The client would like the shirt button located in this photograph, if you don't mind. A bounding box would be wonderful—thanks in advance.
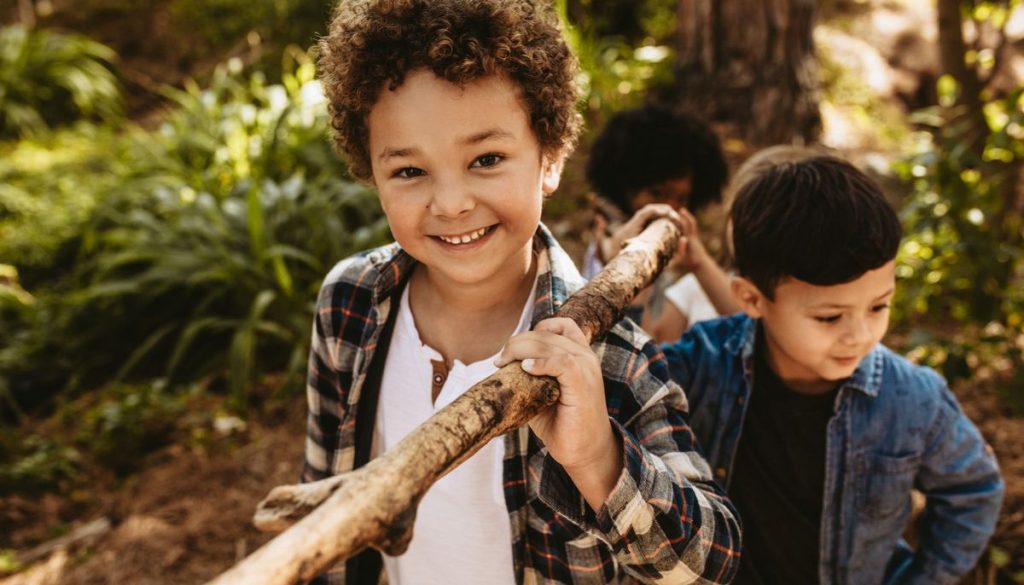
[715,467,727,479]
[433,373,444,385]
[736,396,744,406]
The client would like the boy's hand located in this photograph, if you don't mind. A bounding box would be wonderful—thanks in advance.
[673,207,710,274]
[495,317,623,509]
[603,202,682,262]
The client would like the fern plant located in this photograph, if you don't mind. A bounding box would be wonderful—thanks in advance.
[57,51,389,408]
[0,24,122,138]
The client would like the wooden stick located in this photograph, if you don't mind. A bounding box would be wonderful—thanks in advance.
[205,218,681,585]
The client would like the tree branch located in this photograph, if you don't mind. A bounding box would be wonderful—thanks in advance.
[204,218,682,585]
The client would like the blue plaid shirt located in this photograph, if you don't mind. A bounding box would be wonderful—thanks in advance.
[303,224,741,584]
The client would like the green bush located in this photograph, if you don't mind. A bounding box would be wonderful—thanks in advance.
[0,24,122,138]
[49,52,389,408]
[559,0,675,122]
[892,81,1024,403]
[0,125,130,284]
[75,382,186,476]
[0,433,79,494]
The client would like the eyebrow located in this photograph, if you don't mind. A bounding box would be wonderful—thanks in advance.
[809,287,896,310]
[376,128,516,163]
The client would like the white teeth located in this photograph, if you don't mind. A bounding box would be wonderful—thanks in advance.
[439,227,489,245]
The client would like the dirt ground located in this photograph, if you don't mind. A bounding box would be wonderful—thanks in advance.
[0,401,307,585]
[1,374,1022,584]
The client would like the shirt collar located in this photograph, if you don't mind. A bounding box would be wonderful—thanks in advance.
[841,346,883,397]
[530,223,585,325]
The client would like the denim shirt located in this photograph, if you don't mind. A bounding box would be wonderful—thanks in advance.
[661,313,1004,585]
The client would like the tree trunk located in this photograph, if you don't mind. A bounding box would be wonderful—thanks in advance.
[936,0,989,156]
[670,0,821,147]
[204,218,683,585]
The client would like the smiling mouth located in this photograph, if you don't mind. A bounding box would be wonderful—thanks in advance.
[435,225,494,245]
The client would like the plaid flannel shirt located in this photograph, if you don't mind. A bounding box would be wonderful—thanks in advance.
[303,224,741,584]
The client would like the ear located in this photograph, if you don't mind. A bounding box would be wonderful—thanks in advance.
[731,276,767,319]
[541,154,565,195]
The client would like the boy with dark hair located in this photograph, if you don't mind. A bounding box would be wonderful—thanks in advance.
[306,0,741,583]
[582,103,735,340]
[585,103,728,219]
[661,156,1003,584]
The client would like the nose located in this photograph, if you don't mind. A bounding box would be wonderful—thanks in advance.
[428,174,475,219]
[842,317,872,347]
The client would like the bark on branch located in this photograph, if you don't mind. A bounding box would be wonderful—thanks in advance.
[205,218,682,585]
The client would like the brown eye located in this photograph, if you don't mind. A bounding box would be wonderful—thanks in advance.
[471,153,503,168]
[393,167,425,179]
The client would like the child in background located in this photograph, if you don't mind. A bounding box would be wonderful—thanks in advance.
[661,155,1003,583]
[304,0,741,583]
[581,103,735,341]
[605,144,828,342]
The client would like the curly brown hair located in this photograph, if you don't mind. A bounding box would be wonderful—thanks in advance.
[318,0,582,181]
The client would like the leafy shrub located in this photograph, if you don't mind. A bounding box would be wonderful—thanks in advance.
[0,433,79,494]
[0,25,122,138]
[75,382,186,475]
[0,125,130,284]
[171,0,333,55]
[559,0,675,122]
[892,81,1024,403]
[49,52,389,408]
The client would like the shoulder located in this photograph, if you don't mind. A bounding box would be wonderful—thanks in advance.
[313,243,405,348]
[666,312,750,360]
[665,273,702,297]
[320,244,402,295]
[875,345,949,398]
[316,243,402,308]
[870,345,963,427]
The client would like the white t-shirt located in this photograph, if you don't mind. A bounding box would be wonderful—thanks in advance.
[663,273,718,327]
[371,284,534,585]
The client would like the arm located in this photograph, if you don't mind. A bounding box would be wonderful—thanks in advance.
[497,318,741,583]
[643,300,689,343]
[302,298,341,483]
[900,378,1004,584]
[673,208,740,316]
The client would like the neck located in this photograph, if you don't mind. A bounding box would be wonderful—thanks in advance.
[408,244,537,365]
[416,244,536,314]
[761,335,839,396]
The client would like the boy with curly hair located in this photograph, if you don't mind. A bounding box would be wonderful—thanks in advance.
[661,156,1003,583]
[582,104,735,341]
[304,0,741,583]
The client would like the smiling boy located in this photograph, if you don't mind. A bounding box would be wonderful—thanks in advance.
[661,156,1004,583]
[303,1,741,583]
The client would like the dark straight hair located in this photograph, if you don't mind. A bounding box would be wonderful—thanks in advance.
[730,156,902,298]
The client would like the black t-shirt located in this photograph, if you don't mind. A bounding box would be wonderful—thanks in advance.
[730,333,839,585]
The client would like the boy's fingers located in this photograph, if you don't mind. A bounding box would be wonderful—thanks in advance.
[636,203,680,226]
[493,332,582,368]
[532,318,588,346]
[675,207,697,234]
[676,235,689,256]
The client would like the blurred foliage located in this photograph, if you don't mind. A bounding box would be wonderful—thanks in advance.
[893,78,1024,409]
[0,50,389,419]
[171,0,333,55]
[558,0,676,122]
[0,24,122,138]
[73,381,186,476]
[0,432,79,494]
[0,125,128,284]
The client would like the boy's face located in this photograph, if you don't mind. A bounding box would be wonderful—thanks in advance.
[733,261,897,393]
[367,69,562,288]
[628,176,693,212]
